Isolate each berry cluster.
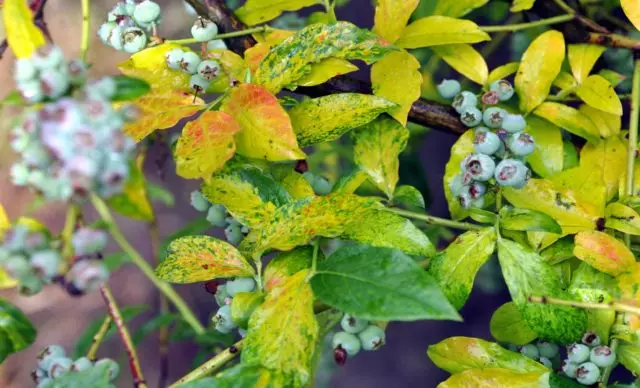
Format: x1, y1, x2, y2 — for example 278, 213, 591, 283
165, 43, 224, 94
190, 191, 250, 245
33, 345, 119, 388
98, 0, 161, 53
65, 227, 110, 296
438, 79, 534, 209
211, 277, 256, 335
302, 172, 333, 195
512, 341, 560, 370
562, 333, 616, 385
331, 314, 386, 365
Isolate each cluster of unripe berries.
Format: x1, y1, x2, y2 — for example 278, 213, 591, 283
98, 0, 161, 53
164, 43, 225, 94
211, 277, 256, 335
65, 227, 110, 296
438, 79, 533, 209
32, 345, 119, 388
331, 314, 386, 365
190, 191, 250, 245
562, 333, 616, 385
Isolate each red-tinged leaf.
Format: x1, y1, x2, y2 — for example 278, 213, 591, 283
574, 231, 636, 276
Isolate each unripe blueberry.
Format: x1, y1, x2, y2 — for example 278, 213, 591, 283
133, 0, 161, 24
582, 332, 601, 347
72, 228, 108, 256
180, 51, 202, 74
87, 77, 118, 100
562, 360, 579, 378
17, 79, 44, 103
19, 274, 43, 296
22, 142, 51, 168
31, 368, 47, 384
15, 58, 37, 82
227, 277, 256, 296
70, 260, 110, 292
537, 341, 559, 359
98, 22, 117, 44
190, 190, 210, 212
33, 45, 65, 70
30, 249, 62, 280
95, 358, 120, 381
436, 79, 461, 99
123, 27, 148, 53
206, 205, 227, 227
449, 174, 466, 196
207, 39, 227, 51
457, 190, 472, 209
576, 362, 601, 385
214, 284, 230, 307
358, 325, 385, 351
489, 79, 515, 101
67, 60, 88, 85
108, 2, 129, 21
481, 91, 499, 106
494, 159, 530, 188
189, 74, 210, 92
224, 223, 243, 245
48, 357, 73, 378
508, 132, 535, 156
313, 176, 333, 195
71, 357, 93, 372
165, 48, 184, 70
36, 379, 52, 388
460, 106, 482, 127
37, 344, 66, 371
332, 331, 361, 357
539, 356, 553, 369
4, 255, 31, 279
191, 18, 219, 42
474, 127, 501, 155
462, 153, 495, 182
470, 196, 485, 209
108, 26, 125, 51
213, 304, 235, 333
502, 114, 527, 133
123, 0, 137, 16
184, 0, 197, 15
468, 181, 486, 200
340, 314, 368, 334
590, 345, 616, 367
197, 60, 221, 81
567, 343, 591, 364
482, 107, 507, 129
452, 91, 477, 114
518, 344, 540, 360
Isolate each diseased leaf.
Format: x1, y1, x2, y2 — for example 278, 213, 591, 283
396, 16, 490, 49
4, 0, 45, 58
618, 263, 640, 304
156, 236, 255, 283
606, 202, 640, 235
373, 0, 419, 43
230, 292, 264, 329
432, 44, 489, 85
221, 84, 305, 161
444, 130, 475, 220
487, 62, 519, 86
108, 156, 153, 221
439, 368, 549, 388
499, 207, 562, 234
263, 246, 314, 292
175, 111, 241, 179
371, 50, 422, 125
352, 116, 409, 198
119, 44, 191, 93
580, 104, 620, 138
622, 0, 640, 31
540, 237, 575, 265
289, 93, 398, 147
242, 270, 317, 387
526, 115, 564, 178
618, 345, 640, 375
575, 75, 622, 116
533, 102, 600, 143
515, 30, 565, 113
428, 337, 547, 374
275, 170, 315, 200
567, 44, 606, 84
296, 58, 359, 87
573, 231, 635, 276
393, 185, 426, 210
332, 169, 369, 194
511, 0, 536, 12
428, 228, 496, 309
311, 245, 461, 321
490, 302, 538, 345
433, 0, 489, 17
0, 298, 36, 363
236, 0, 317, 26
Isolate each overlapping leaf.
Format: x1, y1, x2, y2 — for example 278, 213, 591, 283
0, 298, 36, 363
490, 302, 538, 345
432, 44, 488, 85
444, 130, 475, 220
263, 247, 314, 292
487, 62, 519, 86
534, 102, 600, 144
580, 104, 620, 138
618, 345, 640, 375
396, 16, 490, 49
573, 231, 635, 276
622, 0, 640, 31
499, 207, 562, 234
568, 44, 606, 84
373, 0, 419, 43
606, 203, 640, 235
296, 58, 359, 87
439, 369, 549, 388
4, 0, 45, 58
236, 0, 317, 26
575, 75, 622, 116
108, 156, 153, 221
525, 116, 563, 178
119, 44, 191, 93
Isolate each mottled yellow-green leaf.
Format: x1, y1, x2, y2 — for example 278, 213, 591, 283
490, 302, 538, 345
428, 228, 496, 309
515, 30, 565, 113
289, 93, 398, 147
230, 291, 264, 329
533, 102, 600, 143
578, 135, 627, 207
175, 111, 241, 179
242, 270, 317, 386
432, 44, 488, 85
575, 75, 622, 116
373, 0, 419, 43
119, 44, 191, 93
618, 344, 640, 375
526, 115, 563, 178
0, 268, 17, 289
511, 0, 536, 12
433, 0, 489, 17
108, 156, 153, 221
445, 130, 475, 220
579, 104, 620, 138
235, 0, 317, 26
263, 246, 314, 292
371, 50, 421, 125
221, 84, 305, 161
332, 169, 369, 194
622, 0, 640, 31
487, 62, 519, 86
568, 44, 606, 84
296, 58, 359, 87
439, 368, 549, 388
427, 337, 548, 374
4, 0, 45, 58
207, 49, 248, 91
276, 170, 315, 200
618, 262, 640, 304
396, 16, 491, 49
156, 236, 254, 283
243, 42, 271, 73
605, 202, 640, 235
352, 116, 409, 198
574, 231, 635, 276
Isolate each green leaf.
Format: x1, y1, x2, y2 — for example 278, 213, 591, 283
393, 185, 426, 210
490, 302, 538, 345
567, 44, 605, 85
432, 44, 489, 85
289, 93, 398, 147
111, 75, 151, 101
606, 202, 640, 235
563, 141, 580, 170
487, 62, 519, 86
553, 71, 579, 93
108, 157, 154, 221
428, 228, 496, 309
575, 75, 622, 116
599, 69, 627, 87
549, 372, 584, 387
182, 364, 286, 387
533, 102, 600, 143
133, 313, 180, 345
440, 369, 549, 387
540, 237, 574, 265
526, 115, 564, 178
146, 182, 175, 207
352, 116, 409, 198
263, 246, 315, 292
255, 22, 395, 93
427, 336, 547, 374
499, 207, 562, 234
515, 30, 565, 113
580, 104, 621, 138
0, 298, 36, 363
468, 208, 498, 224
312, 244, 460, 321
497, 238, 587, 343
3, 0, 45, 58
103, 252, 130, 272
511, 0, 536, 11
396, 16, 490, 49
235, 0, 316, 26
573, 231, 635, 276
373, 0, 419, 43
444, 130, 475, 220
618, 345, 640, 375
243, 270, 317, 386
230, 291, 264, 329
46, 359, 113, 387
433, 0, 489, 17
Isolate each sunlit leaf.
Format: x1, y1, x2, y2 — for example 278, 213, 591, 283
0, 204, 10, 239
296, 58, 359, 87
230, 291, 264, 329
567, 44, 606, 84
553, 71, 579, 92
108, 156, 153, 221
373, 0, 419, 43
393, 185, 426, 210
332, 169, 369, 194
575, 75, 622, 116
263, 246, 314, 292
432, 44, 489, 85
525, 115, 563, 178
273, 169, 315, 200
533, 102, 600, 143
580, 104, 620, 138
119, 44, 191, 93
396, 16, 490, 49
433, 0, 489, 17
605, 202, 640, 235
487, 62, 519, 86
444, 130, 475, 220
0, 298, 36, 363
573, 231, 635, 276
439, 368, 549, 388
4, 0, 45, 58
499, 207, 562, 234
236, 0, 316, 26
490, 302, 538, 345
511, 0, 536, 12
622, 0, 640, 31
618, 345, 640, 375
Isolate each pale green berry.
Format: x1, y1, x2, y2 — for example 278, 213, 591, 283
507, 132, 535, 156
457, 190, 472, 209
494, 159, 529, 188
18, 79, 44, 103
33, 45, 64, 70
460, 106, 482, 127
165, 48, 184, 70
539, 357, 552, 369
518, 344, 539, 360
340, 314, 368, 334
473, 127, 501, 155
67, 60, 88, 85
87, 77, 117, 100
37, 345, 66, 371
189, 74, 210, 92
576, 362, 600, 385
207, 39, 227, 51
48, 357, 73, 378
197, 60, 221, 81
213, 304, 235, 333
71, 357, 93, 372
482, 107, 507, 129
214, 284, 230, 307
358, 325, 385, 351
468, 181, 486, 200
227, 277, 256, 296
123, 27, 148, 53
98, 22, 117, 44
180, 51, 202, 74
562, 360, 579, 378
184, 0, 197, 15
30, 249, 62, 280
567, 343, 591, 364
10, 163, 30, 186
452, 91, 477, 114
133, 0, 161, 24
502, 114, 527, 133
537, 341, 559, 359
224, 223, 243, 245
206, 205, 227, 227
313, 176, 333, 195
36, 378, 52, 388
489, 79, 514, 101
15, 58, 37, 82
95, 358, 120, 381
462, 153, 495, 182
582, 332, 601, 347
72, 228, 108, 256
31, 368, 47, 384
191, 18, 218, 42
589, 345, 616, 367
4, 255, 31, 279
108, 26, 125, 51
332, 331, 361, 357
70, 260, 110, 292
437, 79, 461, 99
19, 274, 43, 296
190, 190, 210, 212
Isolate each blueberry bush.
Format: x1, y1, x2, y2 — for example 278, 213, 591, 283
2, 0, 640, 386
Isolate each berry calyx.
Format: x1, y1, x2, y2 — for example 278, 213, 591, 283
473, 127, 501, 155
590, 345, 616, 367
452, 91, 477, 114
489, 79, 515, 101
460, 106, 482, 127
482, 107, 507, 129
358, 325, 386, 351
582, 332, 601, 347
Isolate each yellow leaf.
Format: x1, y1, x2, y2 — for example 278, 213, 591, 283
175, 111, 241, 179
207, 49, 248, 88
4, 0, 45, 58
579, 104, 620, 138
526, 116, 563, 178
439, 368, 549, 388
487, 62, 519, 86
296, 58, 359, 87
119, 44, 191, 93
434, 0, 489, 18
445, 130, 475, 220
124, 90, 204, 142
533, 102, 600, 143
236, 0, 317, 26
515, 30, 565, 113
567, 44, 606, 84
371, 50, 422, 125
578, 135, 627, 206
622, 0, 640, 31
553, 71, 579, 92
575, 75, 623, 116
0, 204, 9, 240
511, 0, 536, 12
618, 263, 640, 303
432, 44, 488, 85
107, 155, 154, 221
396, 16, 491, 49
373, 0, 419, 43
605, 202, 640, 235
277, 171, 315, 200
0, 268, 18, 289
574, 231, 635, 276
221, 84, 305, 161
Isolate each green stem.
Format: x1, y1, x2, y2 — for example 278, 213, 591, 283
170, 340, 243, 386
90, 193, 205, 335
164, 26, 273, 45
61, 204, 80, 263
311, 238, 320, 275
480, 14, 574, 33
546, 93, 631, 102
387, 208, 483, 231
626, 60, 640, 199
322, 0, 337, 23
86, 315, 112, 361
80, 0, 90, 62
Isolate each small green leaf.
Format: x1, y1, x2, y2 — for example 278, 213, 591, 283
263, 246, 315, 292
490, 302, 538, 345
396, 16, 490, 49
393, 185, 426, 210
468, 208, 498, 224
573, 231, 635, 276
618, 345, 640, 375
533, 102, 600, 143
540, 237, 574, 265
146, 182, 175, 207
433, 0, 489, 17
103, 252, 130, 272
230, 291, 264, 329
311, 244, 461, 321
567, 44, 606, 85
499, 207, 562, 234
526, 115, 564, 178
157, 236, 255, 283
108, 157, 154, 221
0, 298, 36, 363
236, 0, 316, 26
605, 202, 640, 235
432, 44, 488, 85
111, 75, 151, 101
575, 75, 622, 116
598, 69, 627, 87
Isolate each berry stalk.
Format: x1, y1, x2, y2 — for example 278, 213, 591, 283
61, 204, 80, 264
163, 26, 273, 46
169, 340, 243, 387
86, 315, 112, 361
81, 0, 90, 61
480, 14, 574, 33
387, 208, 484, 231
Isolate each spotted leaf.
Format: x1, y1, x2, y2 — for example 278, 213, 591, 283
574, 231, 635, 276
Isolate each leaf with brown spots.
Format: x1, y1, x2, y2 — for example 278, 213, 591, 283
574, 231, 635, 276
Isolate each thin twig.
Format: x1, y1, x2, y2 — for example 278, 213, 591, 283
387, 208, 484, 231
551, 0, 609, 33
148, 218, 170, 388
480, 14, 574, 33
169, 340, 243, 387
87, 315, 113, 361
